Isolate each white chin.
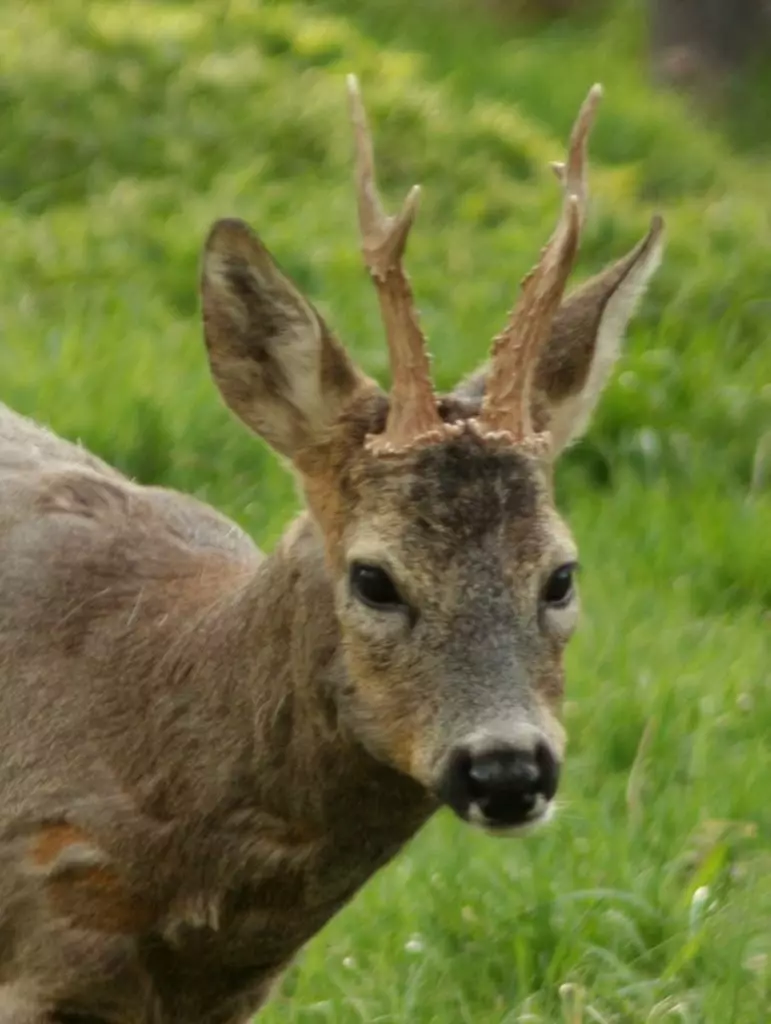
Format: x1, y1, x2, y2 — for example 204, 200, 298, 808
469, 798, 556, 837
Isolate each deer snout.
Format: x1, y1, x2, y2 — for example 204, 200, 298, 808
439, 735, 560, 834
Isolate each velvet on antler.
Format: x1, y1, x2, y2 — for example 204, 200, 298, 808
479, 84, 604, 442
347, 75, 451, 455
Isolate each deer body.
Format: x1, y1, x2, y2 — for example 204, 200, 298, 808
0, 402, 433, 1022
0, 80, 663, 1022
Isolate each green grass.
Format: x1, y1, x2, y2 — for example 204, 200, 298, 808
2, 0, 770, 1021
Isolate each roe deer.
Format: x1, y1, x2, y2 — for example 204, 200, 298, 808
0, 78, 663, 1022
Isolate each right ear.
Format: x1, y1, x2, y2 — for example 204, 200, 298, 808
201, 218, 376, 459
452, 218, 664, 454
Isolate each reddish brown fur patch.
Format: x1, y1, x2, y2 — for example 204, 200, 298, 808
371, 720, 417, 778
31, 823, 92, 866
47, 866, 154, 933
31, 824, 154, 934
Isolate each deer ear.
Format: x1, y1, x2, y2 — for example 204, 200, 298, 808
201, 218, 374, 459
453, 217, 664, 455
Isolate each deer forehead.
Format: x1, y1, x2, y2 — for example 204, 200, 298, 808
343, 433, 573, 574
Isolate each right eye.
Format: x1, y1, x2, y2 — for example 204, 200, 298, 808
349, 562, 404, 610
542, 562, 577, 608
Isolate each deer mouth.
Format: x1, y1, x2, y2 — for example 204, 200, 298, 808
467, 794, 557, 837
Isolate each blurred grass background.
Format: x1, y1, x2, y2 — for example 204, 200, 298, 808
1, 1, 770, 1021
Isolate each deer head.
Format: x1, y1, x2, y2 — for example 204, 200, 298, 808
200, 77, 664, 835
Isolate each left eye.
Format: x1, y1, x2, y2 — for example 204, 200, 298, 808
349, 562, 404, 610
542, 563, 577, 607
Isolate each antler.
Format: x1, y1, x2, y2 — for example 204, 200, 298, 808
347, 74, 446, 454
479, 84, 604, 441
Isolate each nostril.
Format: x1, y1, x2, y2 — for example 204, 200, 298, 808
438, 746, 474, 819
535, 741, 560, 801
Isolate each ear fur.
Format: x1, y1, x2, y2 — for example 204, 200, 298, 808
453, 216, 665, 454
201, 218, 375, 459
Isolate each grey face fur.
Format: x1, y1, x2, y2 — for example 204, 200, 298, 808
325, 423, 574, 833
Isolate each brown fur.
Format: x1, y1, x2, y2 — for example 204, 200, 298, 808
0, 139, 662, 1022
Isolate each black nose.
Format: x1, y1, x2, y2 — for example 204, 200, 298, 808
440, 742, 559, 828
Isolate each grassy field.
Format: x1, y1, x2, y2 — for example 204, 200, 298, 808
2, 1, 770, 1021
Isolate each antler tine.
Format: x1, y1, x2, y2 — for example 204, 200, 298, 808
550, 82, 603, 228
346, 74, 444, 454
480, 84, 603, 442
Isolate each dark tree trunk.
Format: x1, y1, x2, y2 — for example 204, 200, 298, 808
650, 0, 771, 89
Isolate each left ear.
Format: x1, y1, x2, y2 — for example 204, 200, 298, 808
201, 218, 378, 460
453, 216, 664, 455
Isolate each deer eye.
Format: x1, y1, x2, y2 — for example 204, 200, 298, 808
543, 562, 577, 608
349, 563, 404, 610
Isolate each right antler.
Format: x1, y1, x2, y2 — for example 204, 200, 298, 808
347, 75, 446, 455
479, 84, 604, 442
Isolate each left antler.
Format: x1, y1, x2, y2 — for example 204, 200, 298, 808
479, 84, 603, 441
347, 74, 445, 454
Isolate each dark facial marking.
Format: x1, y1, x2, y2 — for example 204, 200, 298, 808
408, 434, 539, 544
225, 259, 294, 361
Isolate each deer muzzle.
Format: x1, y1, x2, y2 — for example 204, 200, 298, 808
437, 725, 561, 834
